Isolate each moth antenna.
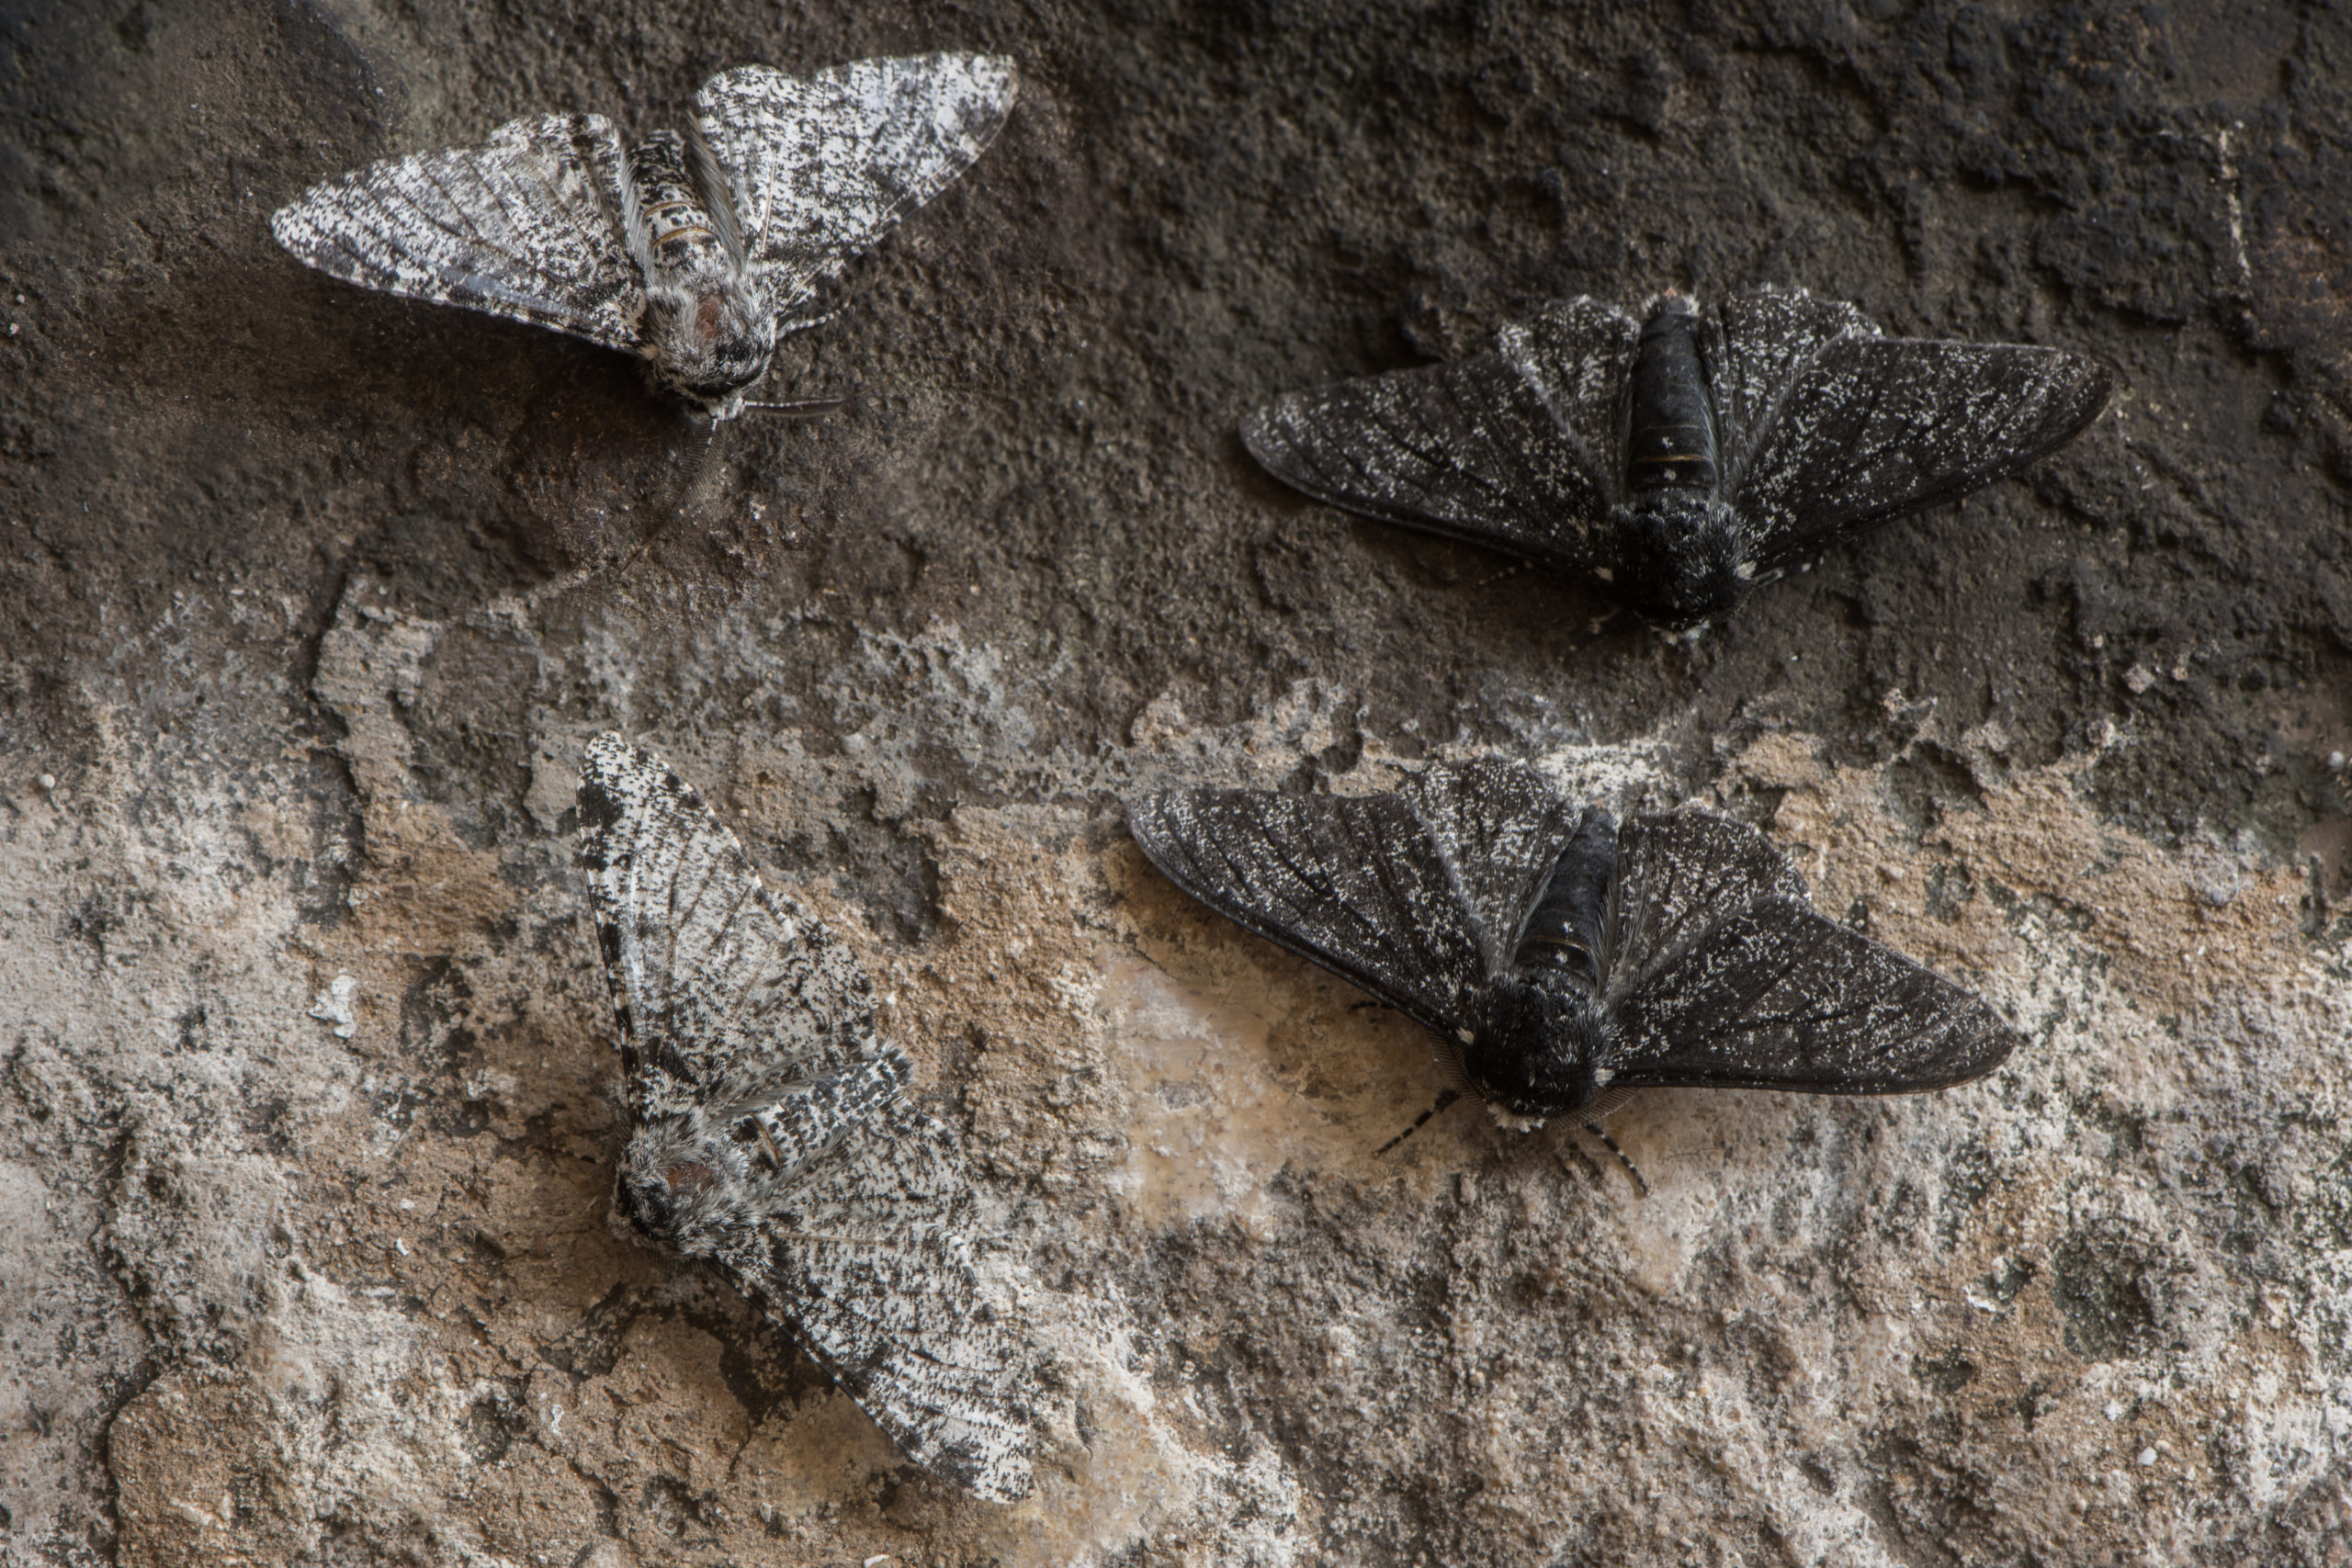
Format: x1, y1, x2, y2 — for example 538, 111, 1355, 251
1375, 1088, 1462, 1156
741, 395, 849, 419
1580, 1120, 1649, 1198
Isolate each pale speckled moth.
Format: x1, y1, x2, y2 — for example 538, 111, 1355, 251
273, 55, 1016, 419
576, 734, 1035, 1501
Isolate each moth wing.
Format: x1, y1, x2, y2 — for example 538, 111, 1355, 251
718, 1099, 1035, 1501
270, 114, 644, 352
1401, 760, 1590, 972
576, 733, 875, 1115
1700, 288, 1882, 476
1601, 896, 2018, 1093
1241, 298, 1638, 574
1600, 810, 1809, 1004
1726, 333, 2113, 572
694, 56, 1018, 322
1126, 786, 1488, 1035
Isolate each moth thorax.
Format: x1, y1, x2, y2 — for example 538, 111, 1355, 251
615, 1122, 744, 1257
640, 276, 776, 415
1460, 981, 1611, 1121
1612, 492, 1746, 630
1625, 299, 1718, 495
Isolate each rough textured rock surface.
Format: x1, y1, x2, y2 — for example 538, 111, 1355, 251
3, 1, 2349, 1563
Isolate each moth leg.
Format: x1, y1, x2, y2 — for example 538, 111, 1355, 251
1574, 1087, 1647, 1197
1374, 1087, 1462, 1156
1578, 1122, 1649, 1199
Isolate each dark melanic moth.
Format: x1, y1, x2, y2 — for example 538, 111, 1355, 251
272, 55, 1016, 420
577, 734, 1034, 1501
1243, 288, 2113, 627
1127, 761, 2017, 1140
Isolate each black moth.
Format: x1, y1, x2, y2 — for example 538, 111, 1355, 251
1243, 288, 2113, 628
1127, 761, 2016, 1133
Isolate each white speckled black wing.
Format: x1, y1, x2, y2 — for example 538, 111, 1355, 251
1599, 811, 2015, 1093
1603, 898, 2016, 1092
1723, 322, 2114, 574
1128, 785, 1482, 1032
1697, 288, 1880, 479
1239, 298, 1639, 572
1126, 761, 1585, 1030
1599, 811, 1808, 1006
576, 733, 1035, 1501
270, 114, 644, 351
1396, 760, 1589, 970
695, 55, 1018, 327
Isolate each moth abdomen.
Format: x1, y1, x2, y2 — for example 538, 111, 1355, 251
1624, 298, 1719, 495
1511, 806, 1618, 987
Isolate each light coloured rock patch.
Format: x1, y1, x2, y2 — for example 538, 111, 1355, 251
1, 583, 2343, 1564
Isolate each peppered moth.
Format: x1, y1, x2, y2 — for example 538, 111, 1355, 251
576, 733, 1034, 1501
1242, 288, 2113, 627
272, 55, 1017, 419
1128, 760, 2016, 1128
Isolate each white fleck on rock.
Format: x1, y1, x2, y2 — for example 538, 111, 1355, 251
307, 975, 358, 1039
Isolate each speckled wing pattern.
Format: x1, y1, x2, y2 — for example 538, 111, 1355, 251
577, 733, 1034, 1502
695, 55, 1019, 327
1238, 299, 1637, 573
1242, 288, 2109, 604
269, 114, 644, 350
1132, 766, 2015, 1103
1599, 811, 2017, 1093
1127, 784, 1484, 1032
1723, 325, 2114, 573
1126, 761, 1586, 1029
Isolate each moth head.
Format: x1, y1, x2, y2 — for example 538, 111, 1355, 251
640, 277, 777, 419
614, 1118, 749, 1258
1454, 980, 1612, 1122
1609, 496, 1747, 630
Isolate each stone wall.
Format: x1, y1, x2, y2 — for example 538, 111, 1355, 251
1, 1, 2347, 1562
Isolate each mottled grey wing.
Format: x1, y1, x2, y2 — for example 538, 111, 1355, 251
1600, 896, 2017, 1092
1727, 334, 2113, 572
718, 1098, 1034, 1502
1698, 288, 1880, 478
1241, 299, 1639, 574
1600, 810, 1808, 1006
270, 114, 644, 352
695, 55, 1018, 324
1401, 761, 1589, 971
576, 732, 874, 1118
1126, 786, 1487, 1035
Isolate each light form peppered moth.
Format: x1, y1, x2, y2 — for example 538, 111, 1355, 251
272, 56, 1017, 419
1129, 760, 2018, 1133
1243, 288, 2113, 627
576, 733, 1034, 1501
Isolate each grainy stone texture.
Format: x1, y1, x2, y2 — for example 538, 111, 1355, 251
2, 1, 2349, 1564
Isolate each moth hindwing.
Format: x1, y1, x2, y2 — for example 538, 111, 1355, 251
575, 731, 1035, 1501
272, 55, 1018, 419
1242, 287, 2113, 628
1128, 760, 2017, 1128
